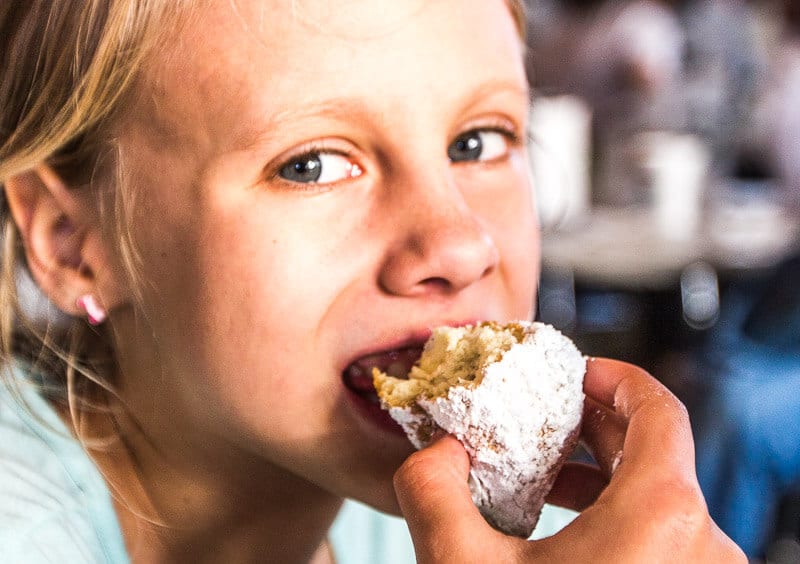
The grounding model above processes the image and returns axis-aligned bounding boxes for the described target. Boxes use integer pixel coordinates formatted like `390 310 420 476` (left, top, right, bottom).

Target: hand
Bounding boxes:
393 358 745 563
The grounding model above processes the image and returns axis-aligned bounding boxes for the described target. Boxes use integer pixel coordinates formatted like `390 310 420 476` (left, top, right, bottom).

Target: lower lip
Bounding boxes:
344 388 408 437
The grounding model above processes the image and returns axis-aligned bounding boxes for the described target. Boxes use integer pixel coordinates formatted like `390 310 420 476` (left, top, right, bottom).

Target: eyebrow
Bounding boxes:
465 79 531 106
233 98 369 152
234 78 531 152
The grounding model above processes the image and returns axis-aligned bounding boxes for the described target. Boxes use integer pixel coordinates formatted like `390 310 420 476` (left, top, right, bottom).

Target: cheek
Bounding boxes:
466 160 540 311
139 186 371 372
123 207 344 434
501 201 540 317
176 218 331 352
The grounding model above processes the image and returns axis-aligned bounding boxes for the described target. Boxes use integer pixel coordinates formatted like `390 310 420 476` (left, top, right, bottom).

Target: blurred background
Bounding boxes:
524 0 800 561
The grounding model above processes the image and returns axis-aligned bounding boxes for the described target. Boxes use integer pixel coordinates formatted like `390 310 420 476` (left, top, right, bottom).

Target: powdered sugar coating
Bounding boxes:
384 322 585 537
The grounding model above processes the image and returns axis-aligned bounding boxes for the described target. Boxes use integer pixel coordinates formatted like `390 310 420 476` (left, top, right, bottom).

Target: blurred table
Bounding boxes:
542 203 800 290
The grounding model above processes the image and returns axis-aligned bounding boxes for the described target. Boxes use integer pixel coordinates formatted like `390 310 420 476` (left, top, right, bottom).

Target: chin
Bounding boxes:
344 475 404 516
328 439 412 516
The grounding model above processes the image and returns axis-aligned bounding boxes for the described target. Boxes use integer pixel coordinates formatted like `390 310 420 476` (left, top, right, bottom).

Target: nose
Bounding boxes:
378 175 500 297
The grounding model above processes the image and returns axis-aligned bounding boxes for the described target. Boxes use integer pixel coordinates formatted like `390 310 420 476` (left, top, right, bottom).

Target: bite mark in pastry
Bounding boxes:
373 321 586 537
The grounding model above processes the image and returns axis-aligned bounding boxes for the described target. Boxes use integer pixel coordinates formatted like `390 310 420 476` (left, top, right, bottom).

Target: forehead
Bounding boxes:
131 0 525 148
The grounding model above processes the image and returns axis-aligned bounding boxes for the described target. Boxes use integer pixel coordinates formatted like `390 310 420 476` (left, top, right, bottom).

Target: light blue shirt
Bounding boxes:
0 373 127 563
0 366 575 563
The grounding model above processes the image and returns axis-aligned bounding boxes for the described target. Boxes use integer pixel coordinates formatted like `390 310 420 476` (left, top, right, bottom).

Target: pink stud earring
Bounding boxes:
76 294 107 326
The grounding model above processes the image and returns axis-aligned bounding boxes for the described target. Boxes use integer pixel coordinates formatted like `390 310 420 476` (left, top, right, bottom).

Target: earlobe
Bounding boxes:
3 165 120 319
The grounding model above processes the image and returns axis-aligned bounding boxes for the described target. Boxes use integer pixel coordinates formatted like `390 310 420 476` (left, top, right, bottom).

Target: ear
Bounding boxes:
4 165 128 319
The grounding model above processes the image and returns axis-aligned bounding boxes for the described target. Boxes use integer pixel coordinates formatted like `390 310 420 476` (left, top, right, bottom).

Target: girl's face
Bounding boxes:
112 0 537 512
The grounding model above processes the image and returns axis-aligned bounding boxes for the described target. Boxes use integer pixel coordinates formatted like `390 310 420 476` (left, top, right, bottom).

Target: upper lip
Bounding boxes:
339 318 482 373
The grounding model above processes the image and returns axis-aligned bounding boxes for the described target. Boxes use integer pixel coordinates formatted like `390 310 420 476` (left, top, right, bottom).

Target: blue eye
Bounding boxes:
448 129 510 163
280 155 322 183
279 152 362 184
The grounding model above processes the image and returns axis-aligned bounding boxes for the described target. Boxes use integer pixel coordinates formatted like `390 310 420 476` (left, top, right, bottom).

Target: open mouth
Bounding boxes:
342 346 423 405
342 345 423 435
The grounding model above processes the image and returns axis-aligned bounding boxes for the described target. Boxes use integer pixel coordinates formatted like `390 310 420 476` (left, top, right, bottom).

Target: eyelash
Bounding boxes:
477 123 521 146
267 121 522 190
266 140 356 191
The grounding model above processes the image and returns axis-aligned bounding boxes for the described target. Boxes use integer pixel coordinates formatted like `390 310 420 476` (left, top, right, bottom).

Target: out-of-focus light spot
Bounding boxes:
680 261 719 329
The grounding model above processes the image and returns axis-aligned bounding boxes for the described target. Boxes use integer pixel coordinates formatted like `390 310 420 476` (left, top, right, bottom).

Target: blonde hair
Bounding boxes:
0 0 527 419
0 1 179 418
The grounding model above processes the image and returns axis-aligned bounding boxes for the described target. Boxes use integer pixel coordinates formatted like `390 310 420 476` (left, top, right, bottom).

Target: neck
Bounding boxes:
60 391 343 563
112 486 341 563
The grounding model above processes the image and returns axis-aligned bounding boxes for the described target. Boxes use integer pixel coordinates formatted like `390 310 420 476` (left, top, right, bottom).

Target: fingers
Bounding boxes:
582 356 648 407
547 397 623 512
581 396 626 477
394 435 502 559
534 359 744 563
583 357 696 478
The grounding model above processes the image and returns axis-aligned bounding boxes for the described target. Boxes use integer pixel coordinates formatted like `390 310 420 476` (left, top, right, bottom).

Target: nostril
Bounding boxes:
419 264 494 293
418 277 451 292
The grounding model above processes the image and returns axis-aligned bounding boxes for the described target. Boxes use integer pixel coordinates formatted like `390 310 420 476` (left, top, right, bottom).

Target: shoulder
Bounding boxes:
0 368 128 563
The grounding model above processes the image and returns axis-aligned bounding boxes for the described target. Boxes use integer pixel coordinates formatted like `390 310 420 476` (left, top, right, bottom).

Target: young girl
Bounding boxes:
0 1 742 562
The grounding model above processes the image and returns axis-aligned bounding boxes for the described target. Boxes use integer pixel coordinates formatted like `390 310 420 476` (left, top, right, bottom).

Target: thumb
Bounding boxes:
394 434 498 560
